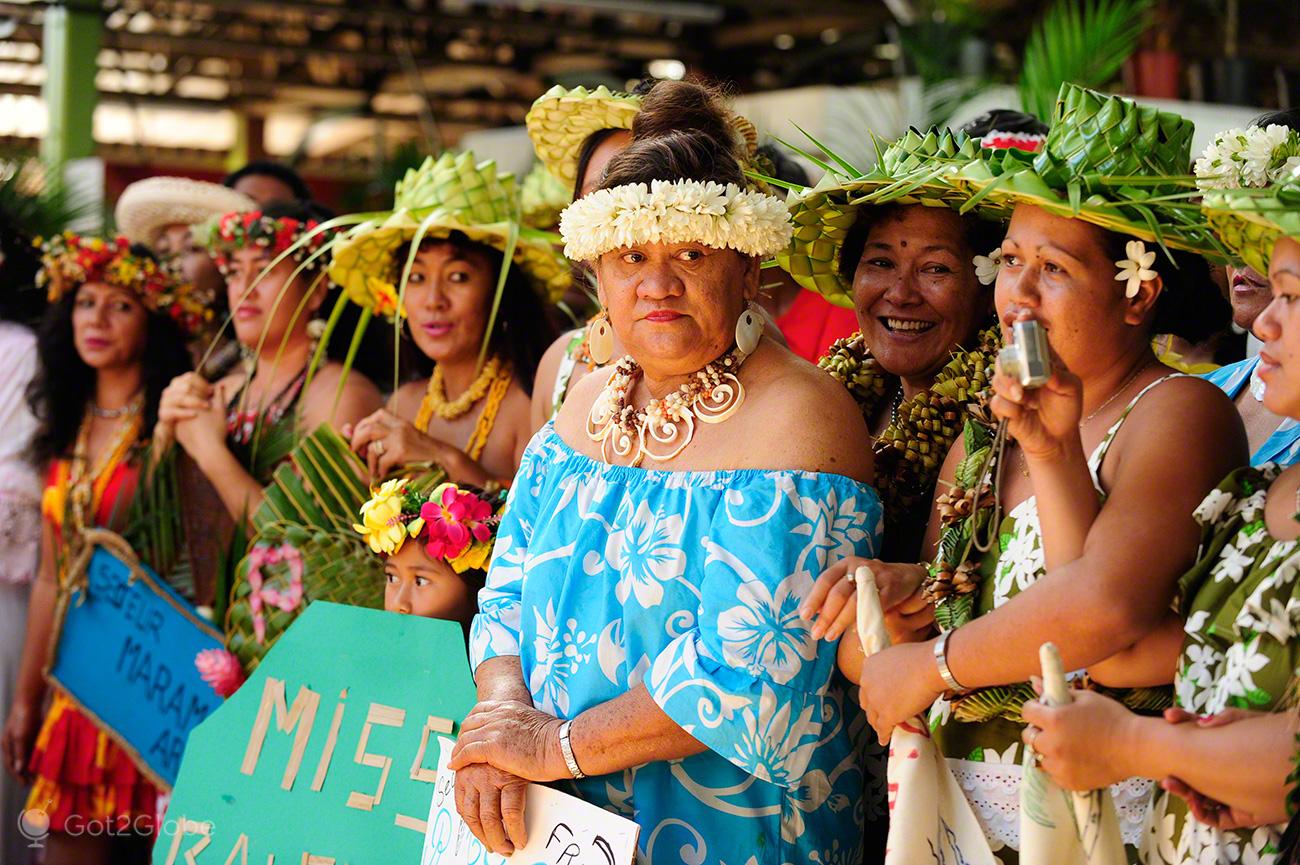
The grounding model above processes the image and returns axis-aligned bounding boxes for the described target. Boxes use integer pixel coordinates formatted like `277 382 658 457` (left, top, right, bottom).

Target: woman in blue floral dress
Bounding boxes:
448 80 882 865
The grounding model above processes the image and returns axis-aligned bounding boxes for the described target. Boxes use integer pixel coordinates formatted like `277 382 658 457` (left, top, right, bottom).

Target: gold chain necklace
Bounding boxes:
586 349 747 467
416 355 504 428
1015 363 1149 478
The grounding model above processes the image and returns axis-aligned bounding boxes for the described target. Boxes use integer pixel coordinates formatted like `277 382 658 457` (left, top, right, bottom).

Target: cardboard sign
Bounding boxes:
48 545 225 789
423 739 639 865
154 602 478 865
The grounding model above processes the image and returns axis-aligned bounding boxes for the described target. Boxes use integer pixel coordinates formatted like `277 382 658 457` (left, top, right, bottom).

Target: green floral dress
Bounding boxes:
932 376 1179 863
1142 464 1300 865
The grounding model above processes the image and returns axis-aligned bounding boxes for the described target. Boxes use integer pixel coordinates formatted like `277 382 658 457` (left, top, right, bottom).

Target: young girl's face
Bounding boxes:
383 542 478 625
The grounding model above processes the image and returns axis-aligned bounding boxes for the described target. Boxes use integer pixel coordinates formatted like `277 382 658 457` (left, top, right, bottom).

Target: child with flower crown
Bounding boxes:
354 478 504 634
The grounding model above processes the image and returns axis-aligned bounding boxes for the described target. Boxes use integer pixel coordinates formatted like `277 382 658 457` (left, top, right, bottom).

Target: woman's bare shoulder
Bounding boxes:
743 347 874 482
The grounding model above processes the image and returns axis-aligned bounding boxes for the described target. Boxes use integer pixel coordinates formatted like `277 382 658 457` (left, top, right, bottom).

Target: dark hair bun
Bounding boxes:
600 78 747 190
628 79 737 154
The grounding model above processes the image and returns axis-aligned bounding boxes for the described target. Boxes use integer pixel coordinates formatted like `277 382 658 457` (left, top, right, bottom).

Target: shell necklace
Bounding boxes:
586 348 747 467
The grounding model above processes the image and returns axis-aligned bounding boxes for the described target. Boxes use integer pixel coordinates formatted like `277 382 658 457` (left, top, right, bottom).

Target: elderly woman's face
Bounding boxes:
595 241 759 378
1254 236 1300 419
852 205 990 382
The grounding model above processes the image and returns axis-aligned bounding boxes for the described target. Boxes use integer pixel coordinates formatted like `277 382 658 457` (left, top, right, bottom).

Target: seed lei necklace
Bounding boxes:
416 355 505 424
415 356 514 462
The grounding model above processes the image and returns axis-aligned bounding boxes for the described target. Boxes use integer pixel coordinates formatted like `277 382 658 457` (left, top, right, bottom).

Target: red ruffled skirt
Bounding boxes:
25 689 159 834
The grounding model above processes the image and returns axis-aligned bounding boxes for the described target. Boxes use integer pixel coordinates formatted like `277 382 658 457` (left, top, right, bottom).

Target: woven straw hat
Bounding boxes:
777 128 1005 307
950 83 1223 258
1203 178 1300 274
520 163 571 231
328 151 569 307
525 84 644 189
115 177 256 246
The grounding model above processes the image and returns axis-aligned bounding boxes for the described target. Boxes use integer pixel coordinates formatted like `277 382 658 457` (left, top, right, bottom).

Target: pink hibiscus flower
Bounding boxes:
420 485 493 561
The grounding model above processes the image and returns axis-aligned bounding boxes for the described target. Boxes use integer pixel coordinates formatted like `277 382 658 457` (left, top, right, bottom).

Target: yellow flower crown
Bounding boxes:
353 478 504 574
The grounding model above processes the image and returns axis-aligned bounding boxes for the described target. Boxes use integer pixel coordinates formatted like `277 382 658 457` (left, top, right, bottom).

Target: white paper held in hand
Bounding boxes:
421 738 639 865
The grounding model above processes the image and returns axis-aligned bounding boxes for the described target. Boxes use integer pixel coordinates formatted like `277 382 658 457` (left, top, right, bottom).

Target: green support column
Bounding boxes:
41 1 101 170
227 112 266 172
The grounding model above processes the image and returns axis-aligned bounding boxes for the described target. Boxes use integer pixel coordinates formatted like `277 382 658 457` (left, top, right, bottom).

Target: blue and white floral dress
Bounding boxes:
470 425 884 865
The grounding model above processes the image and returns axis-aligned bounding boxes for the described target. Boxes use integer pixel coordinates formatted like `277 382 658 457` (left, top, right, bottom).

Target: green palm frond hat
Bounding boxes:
519 163 571 231
950 82 1225 260
328 150 570 309
776 127 1007 308
1203 177 1300 274
525 84 643 189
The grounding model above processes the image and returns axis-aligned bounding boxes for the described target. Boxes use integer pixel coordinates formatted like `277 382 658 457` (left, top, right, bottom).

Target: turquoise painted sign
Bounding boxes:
154 602 479 864
49 545 224 789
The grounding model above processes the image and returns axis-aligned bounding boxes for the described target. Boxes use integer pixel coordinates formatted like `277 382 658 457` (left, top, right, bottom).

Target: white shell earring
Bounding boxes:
735 302 765 356
587 311 614 365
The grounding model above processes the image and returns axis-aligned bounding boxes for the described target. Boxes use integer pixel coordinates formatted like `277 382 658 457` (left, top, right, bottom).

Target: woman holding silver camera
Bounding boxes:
802 86 1247 861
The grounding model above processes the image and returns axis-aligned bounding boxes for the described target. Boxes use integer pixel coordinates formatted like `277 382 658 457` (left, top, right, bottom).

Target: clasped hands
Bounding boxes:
448 699 569 856
156 372 229 460
346 409 480 483
1022 690 1270 831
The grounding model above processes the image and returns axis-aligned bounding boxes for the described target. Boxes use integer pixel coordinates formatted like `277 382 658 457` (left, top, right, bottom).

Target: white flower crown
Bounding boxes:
1195 124 1300 191
559 178 793 262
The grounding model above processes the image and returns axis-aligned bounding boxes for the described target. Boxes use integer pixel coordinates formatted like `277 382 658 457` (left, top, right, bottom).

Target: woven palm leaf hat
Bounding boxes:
776 127 1010 308
526 84 645 190
327 150 570 318
1202 174 1300 275
116 177 257 246
1197 123 1300 274
949 82 1225 260
519 162 572 231
525 82 763 194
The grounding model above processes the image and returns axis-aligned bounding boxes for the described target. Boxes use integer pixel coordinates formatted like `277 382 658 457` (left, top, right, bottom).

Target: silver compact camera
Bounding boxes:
998 319 1052 388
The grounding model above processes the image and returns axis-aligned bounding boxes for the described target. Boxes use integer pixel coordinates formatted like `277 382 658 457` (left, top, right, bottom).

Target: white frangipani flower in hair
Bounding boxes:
1114 240 1158 298
972 248 1002 286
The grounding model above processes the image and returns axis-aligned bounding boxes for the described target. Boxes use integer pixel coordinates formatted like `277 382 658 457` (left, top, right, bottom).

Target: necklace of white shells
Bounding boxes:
586 305 764 467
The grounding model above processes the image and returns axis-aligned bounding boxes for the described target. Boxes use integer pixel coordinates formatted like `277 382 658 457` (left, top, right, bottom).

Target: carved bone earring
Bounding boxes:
587 310 614 365
735 302 765 356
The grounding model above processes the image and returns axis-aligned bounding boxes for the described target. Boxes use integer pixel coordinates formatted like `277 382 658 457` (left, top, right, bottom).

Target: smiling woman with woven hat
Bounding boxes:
779 127 1007 561
806 84 1248 862
448 78 880 864
334 151 564 487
